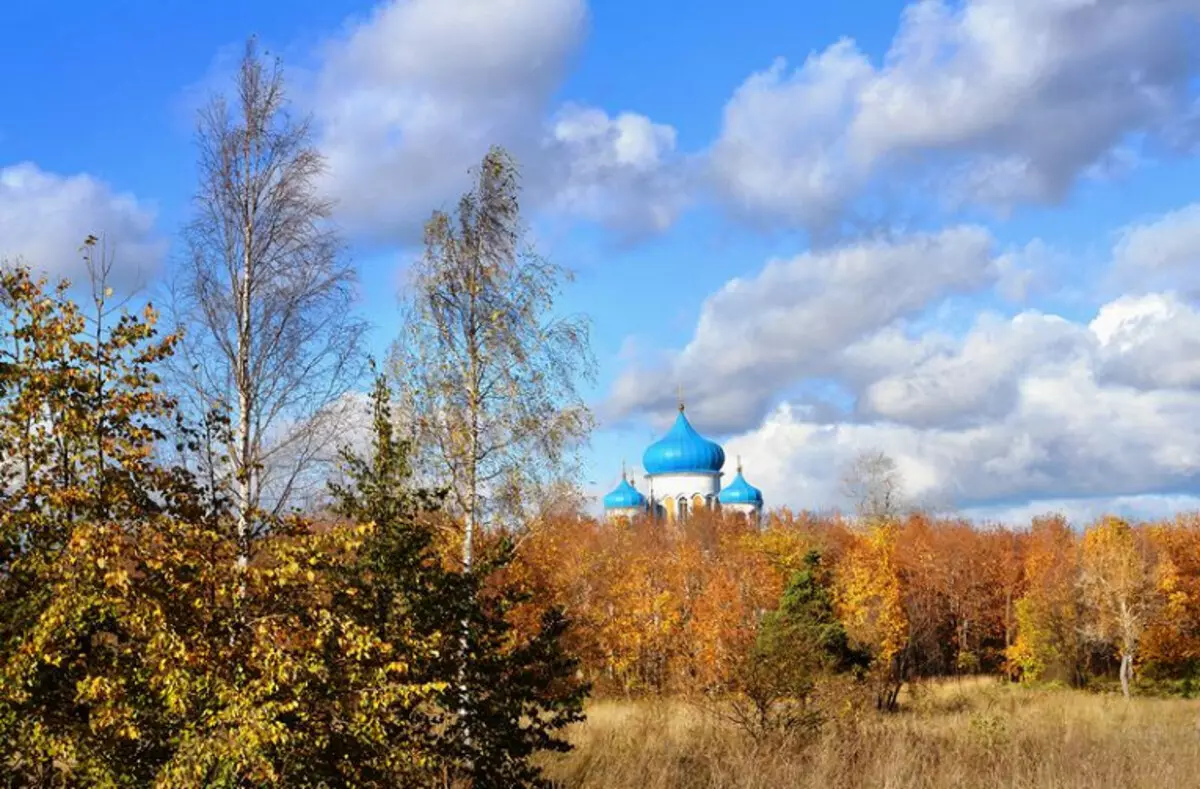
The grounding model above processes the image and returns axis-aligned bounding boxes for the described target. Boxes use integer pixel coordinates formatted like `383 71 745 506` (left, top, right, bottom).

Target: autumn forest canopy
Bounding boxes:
2 37 1200 789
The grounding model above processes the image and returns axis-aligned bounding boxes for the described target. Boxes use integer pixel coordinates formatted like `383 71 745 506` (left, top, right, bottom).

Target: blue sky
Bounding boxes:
4 0 1200 524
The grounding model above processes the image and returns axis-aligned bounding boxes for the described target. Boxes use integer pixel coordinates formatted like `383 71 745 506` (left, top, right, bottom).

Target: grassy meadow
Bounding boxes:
539 680 1200 789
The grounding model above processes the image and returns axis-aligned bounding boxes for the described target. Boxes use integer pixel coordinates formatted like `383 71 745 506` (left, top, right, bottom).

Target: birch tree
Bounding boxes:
172 38 365 559
1080 516 1159 699
392 146 595 571
841 449 906 525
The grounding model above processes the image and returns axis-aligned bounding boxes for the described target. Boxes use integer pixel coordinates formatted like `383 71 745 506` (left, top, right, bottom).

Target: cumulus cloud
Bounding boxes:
710 0 1200 231
312 0 688 242
278 0 1200 242
1112 202 1200 295
726 326 1200 515
546 105 692 238
606 225 1001 433
725 296 1200 513
1092 293 1200 391
710 41 873 230
858 311 1085 429
0 163 164 291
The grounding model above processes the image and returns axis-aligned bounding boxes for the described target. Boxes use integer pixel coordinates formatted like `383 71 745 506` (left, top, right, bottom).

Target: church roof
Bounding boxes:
642 405 726 476
719 461 763 506
603 475 648 510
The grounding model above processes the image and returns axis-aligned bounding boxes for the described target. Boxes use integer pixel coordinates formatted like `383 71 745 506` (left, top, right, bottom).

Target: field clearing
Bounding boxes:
539 679 1200 789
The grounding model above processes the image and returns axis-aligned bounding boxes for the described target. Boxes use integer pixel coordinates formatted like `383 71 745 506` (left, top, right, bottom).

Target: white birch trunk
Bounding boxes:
236 186 254 586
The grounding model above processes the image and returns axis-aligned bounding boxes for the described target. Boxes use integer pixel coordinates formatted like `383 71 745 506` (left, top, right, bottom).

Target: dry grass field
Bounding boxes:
539 679 1200 789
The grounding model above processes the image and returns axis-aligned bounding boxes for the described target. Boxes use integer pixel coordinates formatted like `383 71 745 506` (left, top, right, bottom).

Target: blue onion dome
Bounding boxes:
642 403 726 476
719 459 763 506
603 473 648 510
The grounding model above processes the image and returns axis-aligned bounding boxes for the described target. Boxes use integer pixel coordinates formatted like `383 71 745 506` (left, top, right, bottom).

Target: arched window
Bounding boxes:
678 497 689 522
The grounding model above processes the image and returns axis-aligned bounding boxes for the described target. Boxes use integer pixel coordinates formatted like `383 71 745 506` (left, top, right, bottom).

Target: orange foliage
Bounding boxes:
506 508 1200 698
1142 515 1200 670
510 510 822 695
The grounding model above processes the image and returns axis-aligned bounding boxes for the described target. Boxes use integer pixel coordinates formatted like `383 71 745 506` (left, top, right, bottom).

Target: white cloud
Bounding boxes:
216 0 1200 243
546 105 692 237
1112 202 1200 294
726 344 1200 516
992 239 1072 303
711 0 1200 230
0 163 163 291
717 293 1200 515
858 311 1085 429
1092 293 1200 390
606 225 1000 432
710 42 873 230
312 0 686 241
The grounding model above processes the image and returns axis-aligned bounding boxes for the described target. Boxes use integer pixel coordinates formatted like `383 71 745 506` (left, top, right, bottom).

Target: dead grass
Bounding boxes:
539 678 1200 788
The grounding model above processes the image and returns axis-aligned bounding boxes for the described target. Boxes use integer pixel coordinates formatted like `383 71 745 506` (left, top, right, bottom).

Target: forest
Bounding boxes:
2 38 1200 789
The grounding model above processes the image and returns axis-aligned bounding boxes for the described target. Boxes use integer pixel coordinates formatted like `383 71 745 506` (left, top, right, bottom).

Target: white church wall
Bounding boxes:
645 472 722 502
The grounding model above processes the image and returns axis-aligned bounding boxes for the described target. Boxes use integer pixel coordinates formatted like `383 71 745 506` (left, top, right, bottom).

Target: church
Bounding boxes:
602 401 764 523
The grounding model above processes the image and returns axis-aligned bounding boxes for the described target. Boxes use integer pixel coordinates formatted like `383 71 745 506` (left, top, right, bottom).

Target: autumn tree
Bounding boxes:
892 517 1014 677
1142 517 1200 677
834 521 909 710
1007 514 1084 686
0 261 210 783
992 526 1027 680
392 146 596 571
1079 516 1160 698
172 37 365 562
0 263 446 786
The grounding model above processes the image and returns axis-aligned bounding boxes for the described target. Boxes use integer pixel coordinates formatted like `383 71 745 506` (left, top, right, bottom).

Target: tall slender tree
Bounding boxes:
841 449 906 526
392 146 595 572
1080 516 1160 699
172 37 365 562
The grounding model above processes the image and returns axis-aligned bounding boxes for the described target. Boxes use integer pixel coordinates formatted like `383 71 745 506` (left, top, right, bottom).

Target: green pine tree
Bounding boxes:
729 550 866 740
328 369 587 787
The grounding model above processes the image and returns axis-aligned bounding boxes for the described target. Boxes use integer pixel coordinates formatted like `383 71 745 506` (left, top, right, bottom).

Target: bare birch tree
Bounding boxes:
392 146 595 572
841 449 906 525
171 38 365 561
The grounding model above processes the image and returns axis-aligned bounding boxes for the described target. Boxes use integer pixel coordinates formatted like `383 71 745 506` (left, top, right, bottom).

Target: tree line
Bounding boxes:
505 507 1200 722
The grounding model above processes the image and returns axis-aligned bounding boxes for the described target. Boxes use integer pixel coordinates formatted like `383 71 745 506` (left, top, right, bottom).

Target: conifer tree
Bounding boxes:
728 550 864 737
329 370 587 787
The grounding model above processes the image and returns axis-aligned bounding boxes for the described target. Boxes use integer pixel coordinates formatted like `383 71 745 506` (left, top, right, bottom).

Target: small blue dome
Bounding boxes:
719 469 763 507
603 476 648 510
643 407 726 476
